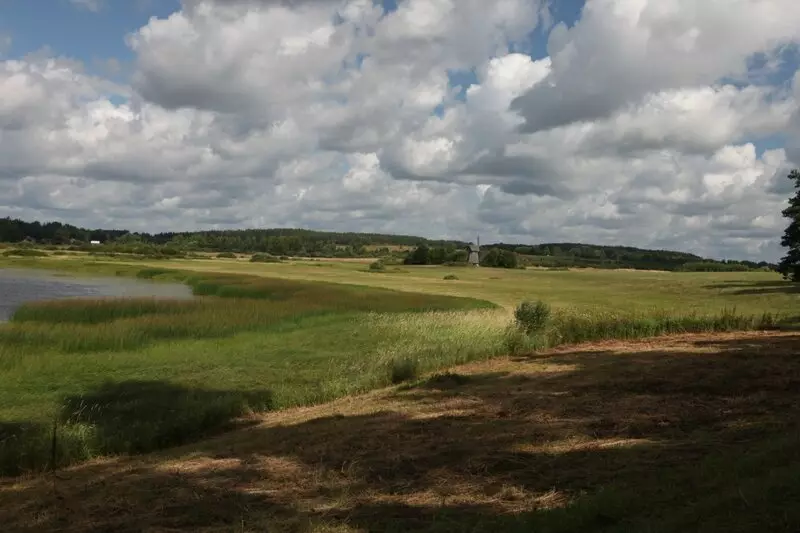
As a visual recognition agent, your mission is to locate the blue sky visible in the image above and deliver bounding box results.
[0,0,179,68]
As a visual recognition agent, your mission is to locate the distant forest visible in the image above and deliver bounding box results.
[0,216,777,272]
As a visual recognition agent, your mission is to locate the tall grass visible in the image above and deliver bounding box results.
[361,309,513,373]
[540,307,781,347]
[3,270,496,355]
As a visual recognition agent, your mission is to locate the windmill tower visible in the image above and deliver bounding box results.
[468,235,480,267]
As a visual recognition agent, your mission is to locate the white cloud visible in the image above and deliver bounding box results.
[511,0,800,133]
[70,0,103,12]
[1,0,799,262]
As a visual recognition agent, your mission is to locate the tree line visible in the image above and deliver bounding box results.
[0,217,462,259]
[401,242,773,271]
[0,216,776,272]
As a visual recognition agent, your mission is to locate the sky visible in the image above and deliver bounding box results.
[1,0,800,261]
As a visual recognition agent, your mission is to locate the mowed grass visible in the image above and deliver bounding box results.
[2,332,798,532]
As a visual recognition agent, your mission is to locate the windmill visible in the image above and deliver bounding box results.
[468,235,480,267]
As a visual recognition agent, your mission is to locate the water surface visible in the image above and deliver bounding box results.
[0,268,193,321]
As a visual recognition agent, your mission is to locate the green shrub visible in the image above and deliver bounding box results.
[250,253,281,263]
[216,252,237,259]
[389,357,419,384]
[515,300,551,335]
[443,274,459,280]
[369,260,386,272]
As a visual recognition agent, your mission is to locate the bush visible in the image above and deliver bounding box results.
[216,252,236,259]
[369,260,386,272]
[443,274,459,280]
[515,300,551,335]
[250,253,281,263]
[389,357,419,384]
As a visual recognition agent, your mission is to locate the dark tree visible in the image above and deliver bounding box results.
[480,247,518,269]
[404,244,431,265]
[778,169,800,281]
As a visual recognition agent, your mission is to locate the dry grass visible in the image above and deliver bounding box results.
[3,331,799,533]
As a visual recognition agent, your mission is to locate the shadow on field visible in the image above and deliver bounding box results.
[2,335,800,532]
[705,279,800,296]
[0,381,273,477]
[59,380,274,456]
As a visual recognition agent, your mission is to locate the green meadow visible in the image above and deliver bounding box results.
[0,254,795,476]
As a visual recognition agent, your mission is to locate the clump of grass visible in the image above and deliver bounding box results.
[216,252,236,259]
[515,300,551,335]
[443,274,459,280]
[369,260,386,272]
[250,253,281,263]
[503,324,538,355]
[135,267,173,279]
[2,249,47,257]
[389,357,419,384]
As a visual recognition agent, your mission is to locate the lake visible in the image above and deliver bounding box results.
[0,268,194,321]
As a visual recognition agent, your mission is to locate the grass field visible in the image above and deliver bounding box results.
[1,252,799,530]
[0,265,501,475]
[3,252,798,312]
[2,331,798,532]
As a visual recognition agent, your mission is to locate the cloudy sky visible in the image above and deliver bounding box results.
[2,0,800,260]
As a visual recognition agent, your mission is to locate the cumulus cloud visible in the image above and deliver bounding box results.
[1,0,800,261]
[511,0,800,133]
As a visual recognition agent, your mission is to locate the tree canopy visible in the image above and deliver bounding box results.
[778,169,800,281]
